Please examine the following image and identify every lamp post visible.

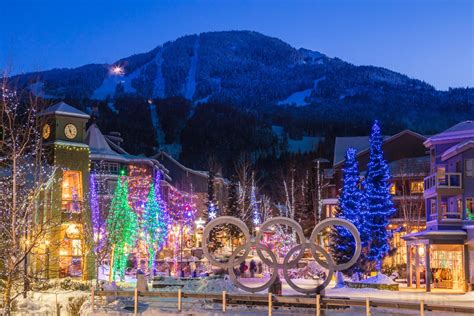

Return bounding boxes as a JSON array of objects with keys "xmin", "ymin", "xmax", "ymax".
[{"xmin": 313, "ymin": 158, "xmax": 329, "ymax": 224}]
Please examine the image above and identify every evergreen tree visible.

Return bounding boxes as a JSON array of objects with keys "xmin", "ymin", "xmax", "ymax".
[
  {"xmin": 329, "ymin": 148, "xmax": 366, "ymax": 272},
  {"xmin": 364, "ymin": 121, "xmax": 395, "ymax": 271},
  {"xmin": 207, "ymin": 170, "xmax": 218, "ymax": 220},
  {"xmin": 226, "ymin": 176, "xmax": 240, "ymax": 217},
  {"xmin": 224, "ymin": 176, "xmax": 243, "ymax": 251},
  {"xmin": 143, "ymin": 175, "xmax": 169, "ymax": 273},
  {"xmin": 106, "ymin": 177, "xmax": 138, "ymax": 281},
  {"xmin": 250, "ymin": 177, "xmax": 261, "ymax": 227}
]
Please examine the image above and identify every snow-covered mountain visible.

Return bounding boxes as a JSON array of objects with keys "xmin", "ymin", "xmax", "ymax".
[{"xmin": 14, "ymin": 30, "xmax": 464, "ymax": 108}]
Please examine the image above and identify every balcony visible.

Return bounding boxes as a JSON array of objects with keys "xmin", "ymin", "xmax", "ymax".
[
  {"xmin": 423, "ymin": 172, "xmax": 462, "ymax": 197},
  {"xmin": 429, "ymin": 210, "xmax": 462, "ymax": 221}
]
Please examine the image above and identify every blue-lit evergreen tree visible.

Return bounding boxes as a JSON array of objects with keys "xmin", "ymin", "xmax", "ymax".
[
  {"xmin": 330, "ymin": 148, "xmax": 366, "ymax": 273},
  {"xmin": 364, "ymin": 120, "xmax": 395, "ymax": 271}
]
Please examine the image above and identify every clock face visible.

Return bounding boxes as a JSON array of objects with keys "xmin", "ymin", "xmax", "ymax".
[
  {"xmin": 64, "ymin": 124, "xmax": 78, "ymax": 139},
  {"xmin": 42, "ymin": 124, "xmax": 51, "ymax": 139}
]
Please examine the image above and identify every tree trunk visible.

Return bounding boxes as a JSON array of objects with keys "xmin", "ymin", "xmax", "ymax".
[
  {"xmin": 3, "ymin": 274, "xmax": 13, "ymax": 316},
  {"xmin": 109, "ymin": 245, "xmax": 115, "ymax": 283}
]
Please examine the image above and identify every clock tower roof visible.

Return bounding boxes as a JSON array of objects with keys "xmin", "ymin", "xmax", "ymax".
[{"xmin": 38, "ymin": 102, "xmax": 90, "ymax": 119}]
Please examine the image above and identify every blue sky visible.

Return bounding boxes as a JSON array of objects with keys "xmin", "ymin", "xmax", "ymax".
[{"xmin": 0, "ymin": 0, "xmax": 472, "ymax": 90}]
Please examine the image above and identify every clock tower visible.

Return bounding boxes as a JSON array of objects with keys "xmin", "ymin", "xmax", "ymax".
[{"xmin": 37, "ymin": 102, "xmax": 94, "ymax": 279}]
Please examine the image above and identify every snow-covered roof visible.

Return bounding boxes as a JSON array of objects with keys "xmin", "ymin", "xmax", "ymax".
[
  {"xmin": 85, "ymin": 123, "xmax": 170, "ymax": 179},
  {"xmin": 441, "ymin": 139, "xmax": 474, "ymax": 161},
  {"xmin": 334, "ymin": 130, "xmax": 426, "ymax": 168},
  {"xmin": 333, "ymin": 136, "xmax": 371, "ymax": 166},
  {"xmin": 424, "ymin": 121, "xmax": 474, "ymax": 147},
  {"xmin": 85, "ymin": 124, "xmax": 128, "ymax": 162},
  {"xmin": 38, "ymin": 102, "xmax": 90, "ymax": 119},
  {"xmin": 388, "ymin": 156, "xmax": 430, "ymax": 177},
  {"xmin": 402, "ymin": 230, "xmax": 467, "ymax": 241}
]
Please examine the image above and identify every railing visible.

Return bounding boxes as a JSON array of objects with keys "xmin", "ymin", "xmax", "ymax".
[
  {"xmin": 91, "ymin": 289, "xmax": 474, "ymax": 315},
  {"xmin": 430, "ymin": 211, "xmax": 462, "ymax": 221},
  {"xmin": 424, "ymin": 172, "xmax": 462, "ymax": 191}
]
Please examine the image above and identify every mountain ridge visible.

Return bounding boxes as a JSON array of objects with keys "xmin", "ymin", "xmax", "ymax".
[{"xmin": 13, "ymin": 30, "xmax": 458, "ymax": 104}]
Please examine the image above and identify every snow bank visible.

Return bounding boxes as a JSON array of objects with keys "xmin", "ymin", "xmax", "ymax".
[{"xmin": 359, "ymin": 273, "xmax": 397, "ymax": 285}]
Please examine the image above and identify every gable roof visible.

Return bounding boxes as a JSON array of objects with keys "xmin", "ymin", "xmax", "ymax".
[
  {"xmin": 333, "ymin": 130, "xmax": 426, "ymax": 168},
  {"xmin": 441, "ymin": 139, "xmax": 474, "ymax": 161},
  {"xmin": 424, "ymin": 121, "xmax": 474, "ymax": 147},
  {"xmin": 333, "ymin": 136, "xmax": 371, "ymax": 166},
  {"xmin": 85, "ymin": 123, "xmax": 127, "ymax": 162},
  {"xmin": 38, "ymin": 102, "xmax": 90, "ymax": 119}
]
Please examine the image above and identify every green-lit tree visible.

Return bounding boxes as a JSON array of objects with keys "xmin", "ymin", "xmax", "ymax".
[
  {"xmin": 143, "ymin": 174, "xmax": 169, "ymax": 273},
  {"xmin": 106, "ymin": 177, "xmax": 138, "ymax": 281}
]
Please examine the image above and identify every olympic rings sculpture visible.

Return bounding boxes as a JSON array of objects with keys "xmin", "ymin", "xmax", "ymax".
[{"xmin": 202, "ymin": 216, "xmax": 361, "ymax": 294}]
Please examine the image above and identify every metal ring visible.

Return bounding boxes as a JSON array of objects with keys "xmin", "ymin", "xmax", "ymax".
[
  {"xmin": 282, "ymin": 243, "xmax": 335, "ymax": 294},
  {"xmin": 228, "ymin": 242, "xmax": 278, "ymax": 293},
  {"xmin": 202, "ymin": 216, "xmax": 251, "ymax": 269},
  {"xmin": 255, "ymin": 217, "xmax": 306, "ymax": 269},
  {"xmin": 309, "ymin": 218, "xmax": 361, "ymax": 271},
  {"xmin": 201, "ymin": 216, "xmax": 361, "ymax": 294}
]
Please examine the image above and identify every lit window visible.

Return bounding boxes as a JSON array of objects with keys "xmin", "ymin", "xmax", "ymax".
[
  {"xmin": 72, "ymin": 240, "xmax": 82, "ymax": 256},
  {"xmin": 467, "ymin": 198, "xmax": 474, "ymax": 215},
  {"xmin": 390, "ymin": 183, "xmax": 396, "ymax": 195},
  {"xmin": 410, "ymin": 181, "xmax": 424, "ymax": 193},
  {"xmin": 62, "ymin": 171, "xmax": 83, "ymax": 201},
  {"xmin": 466, "ymin": 159, "xmax": 473, "ymax": 177},
  {"xmin": 62, "ymin": 171, "xmax": 83, "ymax": 212}
]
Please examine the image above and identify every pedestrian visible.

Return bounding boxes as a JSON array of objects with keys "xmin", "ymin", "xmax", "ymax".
[{"xmin": 250, "ymin": 259, "xmax": 257, "ymax": 278}]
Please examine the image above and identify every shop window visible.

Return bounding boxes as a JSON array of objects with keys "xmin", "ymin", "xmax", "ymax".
[
  {"xmin": 390, "ymin": 183, "xmax": 396, "ymax": 195},
  {"xmin": 466, "ymin": 198, "xmax": 474, "ymax": 219},
  {"xmin": 59, "ymin": 224, "xmax": 83, "ymax": 278},
  {"xmin": 430, "ymin": 245, "xmax": 464, "ymax": 290},
  {"xmin": 410, "ymin": 181, "xmax": 424, "ymax": 193},
  {"xmin": 62, "ymin": 171, "xmax": 83, "ymax": 213},
  {"xmin": 466, "ymin": 159, "xmax": 473, "ymax": 177}
]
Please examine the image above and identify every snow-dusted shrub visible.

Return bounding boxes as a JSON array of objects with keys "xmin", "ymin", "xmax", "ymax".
[
  {"xmin": 59, "ymin": 278, "xmax": 91, "ymax": 291},
  {"xmin": 67, "ymin": 295, "xmax": 88, "ymax": 316},
  {"xmin": 287, "ymin": 261, "xmax": 327, "ymax": 280}
]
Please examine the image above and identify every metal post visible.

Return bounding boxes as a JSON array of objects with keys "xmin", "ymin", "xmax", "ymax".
[
  {"xmin": 406, "ymin": 243, "xmax": 412, "ymax": 287},
  {"xmin": 420, "ymin": 300, "xmax": 425, "ymax": 316},
  {"xmin": 365, "ymin": 297, "xmax": 370, "ymax": 316},
  {"xmin": 425, "ymin": 244, "xmax": 431, "ymax": 292},
  {"xmin": 134, "ymin": 288, "xmax": 138, "ymax": 315},
  {"xmin": 268, "ymin": 292, "xmax": 272, "ymax": 316},
  {"xmin": 222, "ymin": 290, "xmax": 226, "ymax": 312},
  {"xmin": 178, "ymin": 288, "xmax": 182, "ymax": 312},
  {"xmin": 180, "ymin": 221, "xmax": 184, "ymax": 277},
  {"xmin": 316, "ymin": 294, "xmax": 320, "ymax": 316},
  {"xmin": 91, "ymin": 286, "xmax": 95, "ymax": 312}
]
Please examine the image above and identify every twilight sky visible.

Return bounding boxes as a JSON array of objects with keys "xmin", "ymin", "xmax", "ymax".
[{"xmin": 0, "ymin": 0, "xmax": 472, "ymax": 90}]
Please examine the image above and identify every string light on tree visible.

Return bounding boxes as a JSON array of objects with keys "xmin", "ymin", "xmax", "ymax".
[
  {"xmin": 364, "ymin": 120, "xmax": 395, "ymax": 272},
  {"xmin": 106, "ymin": 176, "xmax": 138, "ymax": 281}
]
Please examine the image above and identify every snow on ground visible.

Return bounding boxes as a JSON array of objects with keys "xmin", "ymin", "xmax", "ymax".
[
  {"xmin": 152, "ymin": 49, "xmax": 166, "ymax": 98},
  {"xmin": 359, "ymin": 273, "xmax": 397, "ymax": 285},
  {"xmin": 287, "ymin": 136, "xmax": 322, "ymax": 154},
  {"xmin": 149, "ymin": 103, "xmax": 166, "ymax": 147},
  {"xmin": 28, "ymin": 81, "xmax": 57, "ymax": 99},
  {"xmin": 277, "ymin": 88, "xmax": 312, "ymax": 106},
  {"xmin": 277, "ymin": 76, "xmax": 326, "ymax": 106},
  {"xmin": 107, "ymin": 102, "xmax": 118, "ymax": 114},
  {"xmin": 183, "ymin": 35, "xmax": 199, "ymax": 100},
  {"xmin": 14, "ymin": 275, "xmax": 474, "ymax": 315}
]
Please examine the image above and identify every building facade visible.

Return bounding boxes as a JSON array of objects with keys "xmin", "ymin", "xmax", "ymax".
[
  {"xmin": 403, "ymin": 121, "xmax": 474, "ymax": 292},
  {"xmin": 327, "ymin": 130, "xmax": 430, "ymax": 268}
]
